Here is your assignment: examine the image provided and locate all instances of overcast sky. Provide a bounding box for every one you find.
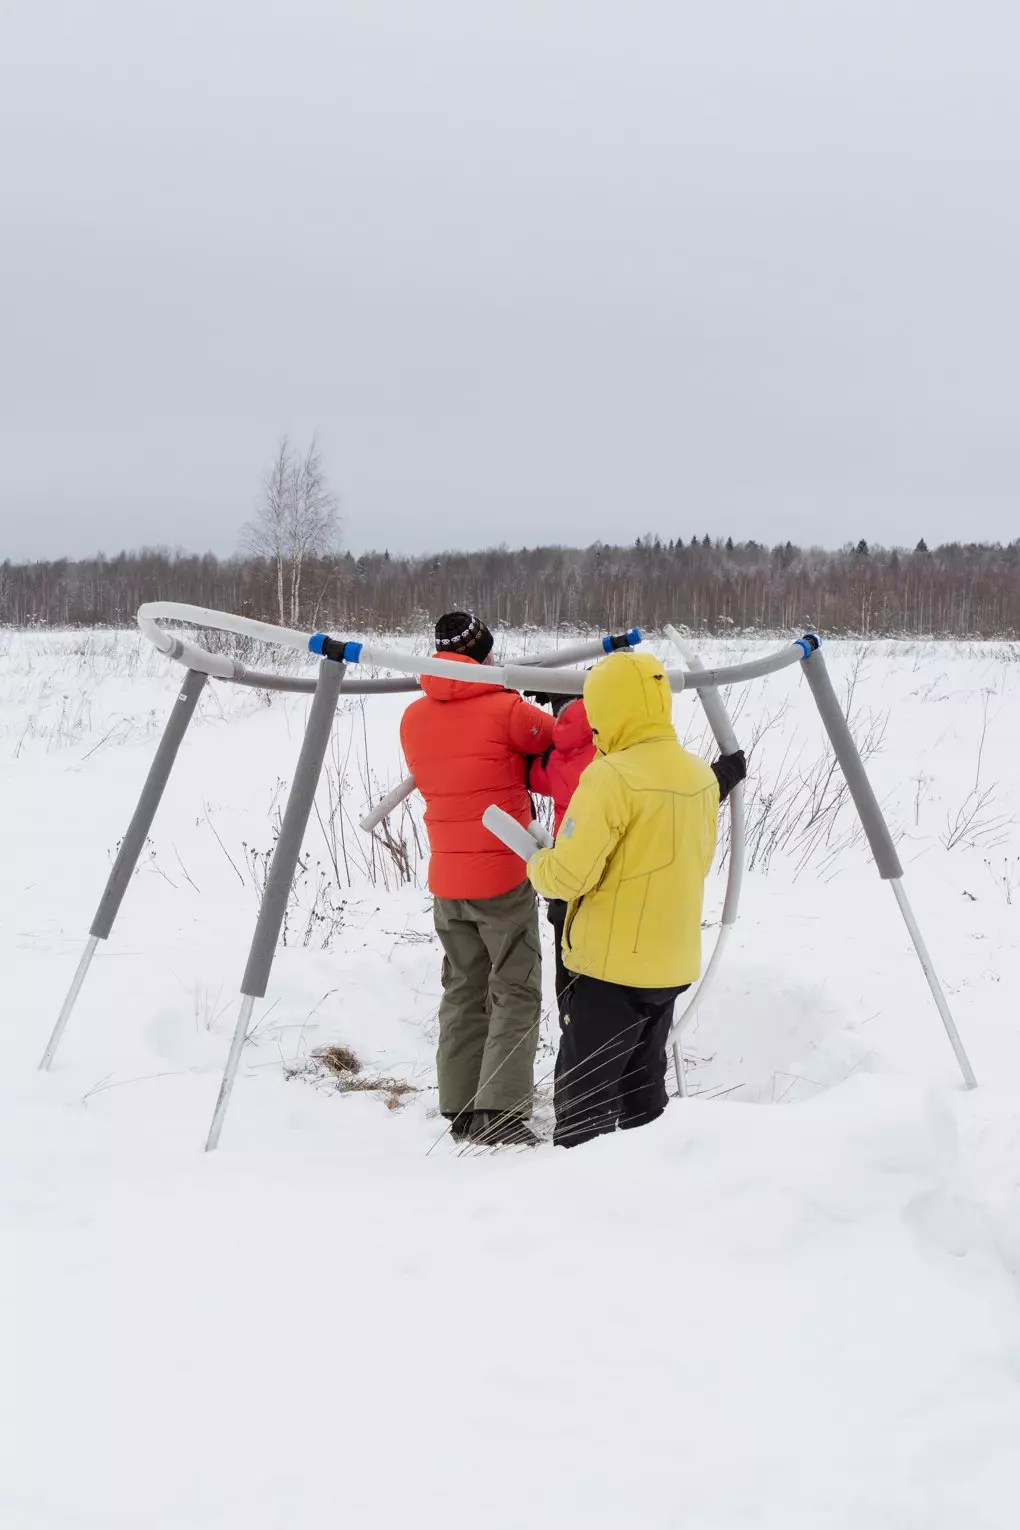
[2,1,1018,561]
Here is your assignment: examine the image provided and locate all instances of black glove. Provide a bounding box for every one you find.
[712,749,747,804]
[522,690,551,706]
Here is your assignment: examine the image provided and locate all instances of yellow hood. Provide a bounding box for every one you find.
[582,651,676,754]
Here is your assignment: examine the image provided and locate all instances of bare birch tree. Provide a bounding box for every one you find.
[243,437,341,625]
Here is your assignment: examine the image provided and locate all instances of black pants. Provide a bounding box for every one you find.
[553,975,688,1149]
[546,899,575,1023]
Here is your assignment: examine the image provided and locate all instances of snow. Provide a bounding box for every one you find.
[3,627,1020,1529]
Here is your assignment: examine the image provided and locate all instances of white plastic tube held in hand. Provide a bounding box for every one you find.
[482,805,546,863]
[664,626,747,1073]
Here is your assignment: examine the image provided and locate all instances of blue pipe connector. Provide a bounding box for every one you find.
[309,634,364,664]
[602,627,643,654]
[794,632,821,658]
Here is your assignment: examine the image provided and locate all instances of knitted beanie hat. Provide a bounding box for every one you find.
[434,611,494,664]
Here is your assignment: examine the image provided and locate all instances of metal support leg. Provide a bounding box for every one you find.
[39,936,100,1071]
[800,646,975,1089]
[39,668,208,1070]
[890,879,977,1088]
[204,659,346,1151]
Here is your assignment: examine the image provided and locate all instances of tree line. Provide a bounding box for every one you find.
[3,536,1019,638]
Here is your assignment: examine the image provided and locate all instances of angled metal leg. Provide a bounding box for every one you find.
[889,879,977,1088]
[39,668,208,1070]
[800,646,975,1088]
[204,659,346,1151]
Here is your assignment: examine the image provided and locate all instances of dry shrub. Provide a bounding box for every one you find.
[287,1044,418,1111]
[317,1044,362,1076]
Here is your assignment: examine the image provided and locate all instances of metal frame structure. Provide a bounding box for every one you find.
[40,602,976,1155]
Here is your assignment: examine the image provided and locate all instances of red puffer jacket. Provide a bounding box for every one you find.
[399,654,556,900]
[527,699,596,835]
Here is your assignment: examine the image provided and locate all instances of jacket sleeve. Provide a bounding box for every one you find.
[712,749,746,804]
[508,695,557,756]
[527,762,624,902]
[527,747,553,795]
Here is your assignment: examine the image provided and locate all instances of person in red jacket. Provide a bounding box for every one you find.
[400,612,555,1145]
[526,695,596,1019]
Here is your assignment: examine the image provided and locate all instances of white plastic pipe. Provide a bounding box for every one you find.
[360,778,417,833]
[139,604,643,684]
[663,627,747,1085]
[348,640,810,696]
[138,603,809,696]
[482,805,546,862]
[350,644,590,694]
[139,601,313,656]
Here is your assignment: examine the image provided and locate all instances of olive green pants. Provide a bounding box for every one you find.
[433,880,542,1117]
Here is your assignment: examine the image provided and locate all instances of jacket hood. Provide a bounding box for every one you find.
[552,698,593,756]
[419,650,503,703]
[583,652,676,754]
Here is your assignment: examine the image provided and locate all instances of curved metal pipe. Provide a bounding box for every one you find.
[664,629,746,1075]
[231,669,422,696]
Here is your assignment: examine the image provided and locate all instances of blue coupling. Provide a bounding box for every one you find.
[309,633,364,664]
[603,627,643,654]
[794,632,821,658]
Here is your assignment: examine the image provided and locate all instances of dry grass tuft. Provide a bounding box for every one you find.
[286,1045,418,1112]
[316,1044,362,1076]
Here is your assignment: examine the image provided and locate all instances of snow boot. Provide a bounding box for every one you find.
[443,1109,477,1142]
[469,1110,540,1148]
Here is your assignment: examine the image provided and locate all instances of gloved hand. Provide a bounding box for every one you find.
[712,749,747,803]
[528,819,554,849]
[522,690,551,706]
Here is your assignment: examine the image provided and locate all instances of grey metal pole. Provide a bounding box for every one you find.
[39,667,209,1071]
[800,645,976,1088]
[799,645,902,880]
[204,658,346,1151]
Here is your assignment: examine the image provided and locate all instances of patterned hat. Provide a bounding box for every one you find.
[434,611,494,664]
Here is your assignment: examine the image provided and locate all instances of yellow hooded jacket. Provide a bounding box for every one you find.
[527,651,719,988]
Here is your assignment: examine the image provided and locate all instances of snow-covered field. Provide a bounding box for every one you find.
[4,627,1020,1529]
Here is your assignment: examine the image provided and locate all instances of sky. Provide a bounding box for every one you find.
[2,0,1019,561]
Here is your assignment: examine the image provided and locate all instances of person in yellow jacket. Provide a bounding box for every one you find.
[527,649,746,1147]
